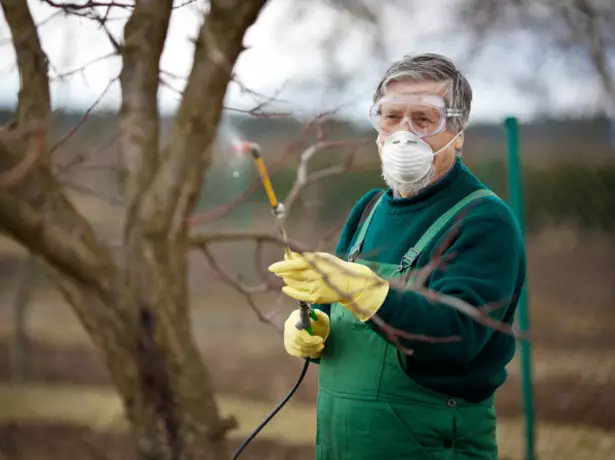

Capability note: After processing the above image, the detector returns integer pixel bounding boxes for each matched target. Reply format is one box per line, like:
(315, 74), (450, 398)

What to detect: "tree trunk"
(128, 307), (234, 460)
(46, 264), (234, 460)
(1, 0), (269, 459)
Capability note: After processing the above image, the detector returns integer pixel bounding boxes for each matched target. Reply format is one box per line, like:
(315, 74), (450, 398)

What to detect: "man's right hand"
(284, 309), (330, 359)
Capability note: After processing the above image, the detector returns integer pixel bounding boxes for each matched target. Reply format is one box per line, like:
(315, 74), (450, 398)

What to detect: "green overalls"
(315, 189), (499, 460)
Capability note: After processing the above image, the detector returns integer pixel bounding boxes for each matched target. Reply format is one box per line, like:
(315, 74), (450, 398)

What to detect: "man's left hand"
(268, 252), (390, 322)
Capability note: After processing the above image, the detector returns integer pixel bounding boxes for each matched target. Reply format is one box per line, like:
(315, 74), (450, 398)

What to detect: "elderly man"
(268, 53), (526, 460)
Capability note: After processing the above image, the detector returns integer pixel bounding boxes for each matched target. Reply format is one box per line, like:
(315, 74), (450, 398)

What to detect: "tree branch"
(282, 138), (374, 222)
(2, 0), (51, 127)
(49, 76), (118, 156)
(0, 188), (116, 296)
(118, 0), (173, 204)
(0, 1), (118, 306)
(140, 0), (269, 241)
(198, 243), (280, 331)
(41, 0), (133, 10)
(189, 229), (307, 252)
(567, 0), (615, 110)
(187, 117), (325, 227)
(0, 124), (46, 187)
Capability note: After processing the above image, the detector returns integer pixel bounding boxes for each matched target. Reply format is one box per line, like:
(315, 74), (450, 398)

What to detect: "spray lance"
(231, 141), (318, 459)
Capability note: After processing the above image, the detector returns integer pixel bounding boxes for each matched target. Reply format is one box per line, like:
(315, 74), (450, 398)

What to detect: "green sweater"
(314, 158), (526, 403)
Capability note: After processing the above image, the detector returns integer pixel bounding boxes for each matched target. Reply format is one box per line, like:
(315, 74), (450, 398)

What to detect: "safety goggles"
(369, 94), (463, 138)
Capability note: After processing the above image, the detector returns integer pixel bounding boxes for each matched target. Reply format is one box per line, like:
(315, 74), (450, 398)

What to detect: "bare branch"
(223, 105), (293, 119)
(282, 138), (375, 221)
(161, 67), (294, 117)
(187, 117), (324, 227)
(225, 77), (293, 118)
(0, 188), (116, 295)
(198, 243), (280, 331)
(0, 10), (62, 47)
(458, 0), (615, 113)
(0, 124), (46, 187)
(190, 229), (315, 329)
(0, 2), (50, 185)
(51, 52), (118, 80)
(284, 227), (523, 357)
(189, 229), (309, 253)
(140, 0), (268, 242)
(41, 0), (133, 10)
(118, 0), (173, 204)
(231, 75), (291, 105)
(565, 0), (615, 109)
(1, 75), (117, 186)
(49, 76), (118, 156)
(2, 0), (51, 126)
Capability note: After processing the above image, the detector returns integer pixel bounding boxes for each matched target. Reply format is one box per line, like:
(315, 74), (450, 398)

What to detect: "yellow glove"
(284, 309), (330, 359)
(269, 252), (390, 322)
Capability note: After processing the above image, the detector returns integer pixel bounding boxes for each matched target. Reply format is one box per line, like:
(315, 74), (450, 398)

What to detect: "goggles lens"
(369, 94), (458, 138)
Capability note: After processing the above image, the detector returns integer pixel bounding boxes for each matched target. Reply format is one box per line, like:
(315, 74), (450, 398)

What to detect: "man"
(268, 53), (526, 460)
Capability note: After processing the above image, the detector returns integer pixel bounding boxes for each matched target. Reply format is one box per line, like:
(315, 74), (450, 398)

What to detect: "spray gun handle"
(295, 301), (316, 335)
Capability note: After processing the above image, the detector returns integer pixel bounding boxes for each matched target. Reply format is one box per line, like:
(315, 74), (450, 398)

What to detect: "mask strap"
(432, 130), (464, 156)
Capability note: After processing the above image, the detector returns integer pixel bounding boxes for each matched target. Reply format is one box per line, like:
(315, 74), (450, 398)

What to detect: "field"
(0, 191), (614, 460)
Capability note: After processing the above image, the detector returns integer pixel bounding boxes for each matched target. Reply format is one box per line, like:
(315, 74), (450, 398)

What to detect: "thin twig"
(48, 76), (118, 156)
(41, 0), (133, 9)
(198, 243), (280, 331)
(51, 52), (118, 80)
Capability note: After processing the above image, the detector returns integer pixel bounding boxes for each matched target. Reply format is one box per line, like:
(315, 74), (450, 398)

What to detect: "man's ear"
(454, 132), (464, 151)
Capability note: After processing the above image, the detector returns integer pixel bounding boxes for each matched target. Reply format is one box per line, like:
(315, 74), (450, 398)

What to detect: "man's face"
(375, 80), (463, 176)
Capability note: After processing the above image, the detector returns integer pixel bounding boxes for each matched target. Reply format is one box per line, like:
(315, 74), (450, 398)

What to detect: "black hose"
(232, 358), (310, 459)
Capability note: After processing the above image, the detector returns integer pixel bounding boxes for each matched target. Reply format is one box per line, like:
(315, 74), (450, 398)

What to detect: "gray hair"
(373, 53), (472, 132)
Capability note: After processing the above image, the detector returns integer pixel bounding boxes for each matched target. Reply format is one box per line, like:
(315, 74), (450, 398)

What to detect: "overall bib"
(315, 189), (499, 460)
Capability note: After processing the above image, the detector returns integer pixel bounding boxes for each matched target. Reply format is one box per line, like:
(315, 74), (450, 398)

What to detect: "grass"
(1, 383), (615, 459)
(0, 382), (314, 445)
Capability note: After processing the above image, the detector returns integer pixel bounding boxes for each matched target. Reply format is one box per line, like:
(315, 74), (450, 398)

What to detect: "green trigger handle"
(295, 301), (317, 335)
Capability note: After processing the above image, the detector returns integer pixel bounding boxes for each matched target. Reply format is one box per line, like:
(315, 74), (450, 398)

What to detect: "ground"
(0, 223), (614, 460)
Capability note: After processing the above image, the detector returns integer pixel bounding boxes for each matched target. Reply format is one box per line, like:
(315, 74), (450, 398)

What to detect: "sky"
(0, 0), (609, 129)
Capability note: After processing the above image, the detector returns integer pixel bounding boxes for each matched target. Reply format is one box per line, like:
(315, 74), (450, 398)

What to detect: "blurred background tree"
(459, 0), (615, 114)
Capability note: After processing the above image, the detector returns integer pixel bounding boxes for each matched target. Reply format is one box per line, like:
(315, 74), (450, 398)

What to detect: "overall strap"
(398, 188), (498, 272)
(347, 191), (385, 261)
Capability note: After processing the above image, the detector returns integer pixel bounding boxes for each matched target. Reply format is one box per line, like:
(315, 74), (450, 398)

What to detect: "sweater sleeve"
(368, 208), (526, 367)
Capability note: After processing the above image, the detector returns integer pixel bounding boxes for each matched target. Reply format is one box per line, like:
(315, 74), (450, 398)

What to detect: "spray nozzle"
(234, 141), (261, 158)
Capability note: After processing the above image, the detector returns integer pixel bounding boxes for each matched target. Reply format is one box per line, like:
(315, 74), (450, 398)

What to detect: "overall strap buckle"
(395, 189), (499, 275)
(396, 248), (420, 272)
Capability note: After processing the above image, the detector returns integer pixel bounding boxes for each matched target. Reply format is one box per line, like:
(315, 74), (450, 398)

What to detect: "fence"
(492, 117), (615, 460)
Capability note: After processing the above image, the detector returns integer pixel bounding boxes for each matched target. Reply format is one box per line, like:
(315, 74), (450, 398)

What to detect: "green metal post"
(504, 116), (536, 460)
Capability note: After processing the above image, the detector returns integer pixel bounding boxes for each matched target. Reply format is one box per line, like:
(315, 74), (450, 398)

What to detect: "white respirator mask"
(379, 130), (463, 196)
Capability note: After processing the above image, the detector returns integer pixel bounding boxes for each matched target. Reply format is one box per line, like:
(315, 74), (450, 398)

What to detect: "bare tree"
(459, 0), (615, 113)
(0, 0), (267, 458)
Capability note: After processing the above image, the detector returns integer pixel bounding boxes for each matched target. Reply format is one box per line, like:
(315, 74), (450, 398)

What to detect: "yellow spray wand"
(236, 141), (317, 334)
(231, 143), (317, 460)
